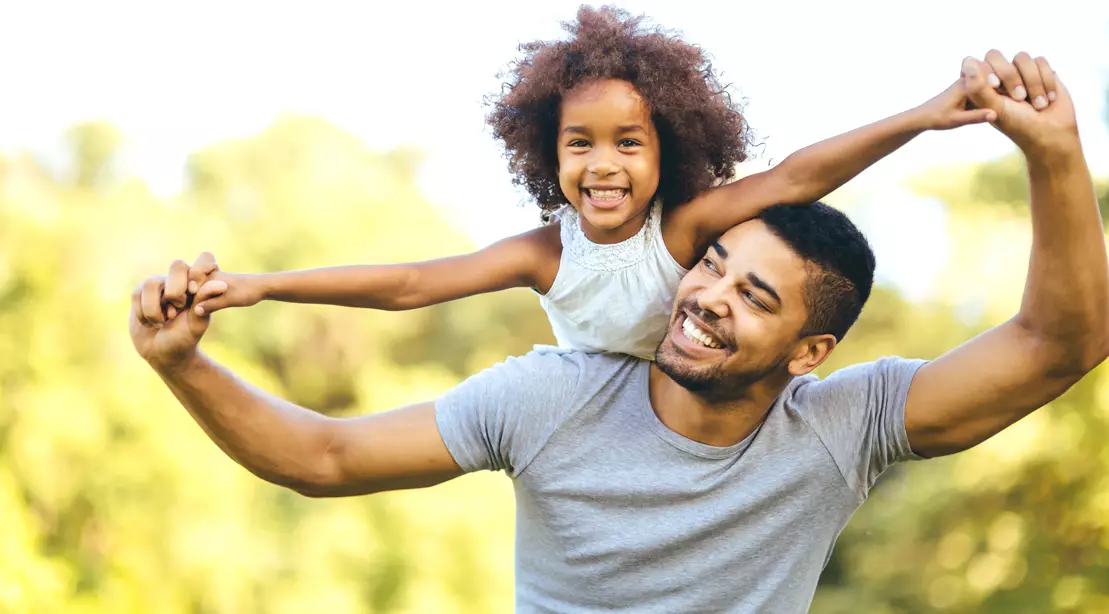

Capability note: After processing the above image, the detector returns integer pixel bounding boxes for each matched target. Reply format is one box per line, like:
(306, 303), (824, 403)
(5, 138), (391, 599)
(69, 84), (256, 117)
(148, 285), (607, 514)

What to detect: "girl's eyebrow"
(561, 125), (647, 136)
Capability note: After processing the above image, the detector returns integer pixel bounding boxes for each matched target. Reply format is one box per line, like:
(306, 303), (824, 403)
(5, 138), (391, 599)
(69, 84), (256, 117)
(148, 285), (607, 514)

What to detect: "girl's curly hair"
(486, 5), (752, 217)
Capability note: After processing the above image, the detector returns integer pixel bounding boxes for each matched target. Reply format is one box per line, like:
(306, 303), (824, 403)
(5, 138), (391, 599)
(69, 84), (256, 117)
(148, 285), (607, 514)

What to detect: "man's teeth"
(587, 189), (627, 201)
(682, 317), (722, 349)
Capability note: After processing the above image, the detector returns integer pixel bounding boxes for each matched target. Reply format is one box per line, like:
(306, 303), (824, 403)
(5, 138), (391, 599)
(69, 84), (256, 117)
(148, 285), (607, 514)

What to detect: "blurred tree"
(0, 117), (535, 614)
(2, 96), (1107, 613)
(64, 121), (122, 189)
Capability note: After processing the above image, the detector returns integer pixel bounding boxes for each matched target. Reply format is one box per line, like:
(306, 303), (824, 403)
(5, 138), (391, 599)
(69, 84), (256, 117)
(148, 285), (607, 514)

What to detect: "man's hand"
(915, 78), (998, 131)
(962, 51), (1077, 156)
(129, 252), (227, 370)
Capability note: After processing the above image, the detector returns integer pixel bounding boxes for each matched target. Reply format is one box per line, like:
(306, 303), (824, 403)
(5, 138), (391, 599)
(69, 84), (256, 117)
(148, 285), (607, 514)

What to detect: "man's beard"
(656, 343), (789, 402)
(654, 302), (792, 402)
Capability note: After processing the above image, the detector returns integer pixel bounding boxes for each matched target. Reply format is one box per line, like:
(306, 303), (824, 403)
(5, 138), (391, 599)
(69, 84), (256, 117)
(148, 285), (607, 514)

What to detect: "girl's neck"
(577, 204), (651, 244)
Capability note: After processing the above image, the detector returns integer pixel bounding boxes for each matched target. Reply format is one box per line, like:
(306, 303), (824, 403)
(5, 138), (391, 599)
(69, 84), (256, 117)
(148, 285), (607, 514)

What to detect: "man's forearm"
(775, 108), (926, 204)
(1018, 142), (1109, 369)
(153, 352), (335, 490)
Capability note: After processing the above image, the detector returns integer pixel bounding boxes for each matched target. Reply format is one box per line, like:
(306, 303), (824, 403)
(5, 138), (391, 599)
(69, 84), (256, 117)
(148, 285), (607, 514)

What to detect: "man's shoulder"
(785, 356), (929, 408)
(469, 349), (644, 389)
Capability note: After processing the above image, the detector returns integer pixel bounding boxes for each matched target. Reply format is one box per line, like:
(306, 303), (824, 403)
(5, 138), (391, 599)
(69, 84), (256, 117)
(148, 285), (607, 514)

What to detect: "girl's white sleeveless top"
(538, 202), (688, 360)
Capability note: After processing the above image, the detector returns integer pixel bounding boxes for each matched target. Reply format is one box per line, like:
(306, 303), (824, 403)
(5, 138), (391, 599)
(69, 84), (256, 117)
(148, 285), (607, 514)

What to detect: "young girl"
(181, 7), (994, 359)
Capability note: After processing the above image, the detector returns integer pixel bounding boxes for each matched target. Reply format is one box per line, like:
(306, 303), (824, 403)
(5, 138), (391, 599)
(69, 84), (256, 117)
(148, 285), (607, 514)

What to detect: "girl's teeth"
(588, 189), (626, 201)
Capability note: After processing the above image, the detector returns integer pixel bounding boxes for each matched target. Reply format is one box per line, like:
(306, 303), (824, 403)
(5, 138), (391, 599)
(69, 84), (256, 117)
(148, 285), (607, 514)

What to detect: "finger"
(132, 284), (151, 327)
(961, 57), (1004, 116)
(193, 280), (229, 315)
(1037, 56), (1058, 102)
(983, 64), (1001, 91)
(167, 305), (178, 320)
(140, 276), (167, 328)
(189, 251), (220, 294)
(164, 259), (190, 308)
(194, 295), (231, 316)
(948, 108), (997, 128)
(1013, 51), (1047, 110)
(985, 49), (1025, 101)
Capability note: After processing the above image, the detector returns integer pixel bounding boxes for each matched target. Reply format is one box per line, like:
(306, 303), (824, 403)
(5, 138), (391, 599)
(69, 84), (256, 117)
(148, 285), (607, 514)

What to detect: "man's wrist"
(1022, 134), (1085, 174)
(150, 348), (205, 379)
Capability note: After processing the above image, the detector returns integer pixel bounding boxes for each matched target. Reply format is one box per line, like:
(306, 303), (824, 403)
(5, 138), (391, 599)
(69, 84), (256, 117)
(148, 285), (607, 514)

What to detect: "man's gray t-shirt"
(436, 351), (925, 613)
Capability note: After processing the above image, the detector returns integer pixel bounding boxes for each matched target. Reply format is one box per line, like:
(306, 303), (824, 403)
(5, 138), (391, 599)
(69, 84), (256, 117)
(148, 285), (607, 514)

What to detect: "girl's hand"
(168, 253), (264, 317)
(915, 78), (999, 131)
(189, 270), (265, 316)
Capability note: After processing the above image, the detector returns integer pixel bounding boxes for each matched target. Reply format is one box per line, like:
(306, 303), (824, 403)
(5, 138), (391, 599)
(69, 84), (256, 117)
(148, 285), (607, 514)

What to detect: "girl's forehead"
(560, 79), (652, 126)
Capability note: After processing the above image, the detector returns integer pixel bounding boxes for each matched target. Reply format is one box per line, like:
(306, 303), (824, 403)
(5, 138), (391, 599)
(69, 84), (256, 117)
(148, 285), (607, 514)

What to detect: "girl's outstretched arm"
(663, 79), (1001, 267)
(190, 223), (563, 315)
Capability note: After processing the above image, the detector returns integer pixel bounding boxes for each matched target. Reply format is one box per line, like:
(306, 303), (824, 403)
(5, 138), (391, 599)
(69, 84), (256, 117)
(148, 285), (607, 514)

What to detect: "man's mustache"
(677, 298), (735, 350)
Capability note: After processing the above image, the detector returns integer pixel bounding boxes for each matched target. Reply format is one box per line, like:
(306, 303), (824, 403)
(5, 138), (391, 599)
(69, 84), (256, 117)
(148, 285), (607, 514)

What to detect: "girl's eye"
(619, 139), (641, 147)
(568, 140), (590, 148)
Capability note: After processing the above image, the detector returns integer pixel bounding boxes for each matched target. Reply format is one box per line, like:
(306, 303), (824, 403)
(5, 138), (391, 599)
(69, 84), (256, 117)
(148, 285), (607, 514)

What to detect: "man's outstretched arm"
(905, 52), (1109, 458)
(131, 254), (464, 497)
(158, 357), (461, 497)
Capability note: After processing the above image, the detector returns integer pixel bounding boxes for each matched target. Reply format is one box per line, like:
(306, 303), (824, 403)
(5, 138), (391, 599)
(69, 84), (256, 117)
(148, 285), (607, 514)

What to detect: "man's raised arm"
(130, 253), (464, 497)
(904, 52), (1109, 457)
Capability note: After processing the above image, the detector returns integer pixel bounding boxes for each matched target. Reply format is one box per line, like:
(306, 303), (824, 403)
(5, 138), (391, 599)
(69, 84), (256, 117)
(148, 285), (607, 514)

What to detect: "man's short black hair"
(758, 203), (876, 341)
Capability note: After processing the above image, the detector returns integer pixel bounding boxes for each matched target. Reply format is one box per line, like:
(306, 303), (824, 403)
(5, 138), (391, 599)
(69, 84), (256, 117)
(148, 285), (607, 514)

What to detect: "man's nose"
(696, 279), (731, 319)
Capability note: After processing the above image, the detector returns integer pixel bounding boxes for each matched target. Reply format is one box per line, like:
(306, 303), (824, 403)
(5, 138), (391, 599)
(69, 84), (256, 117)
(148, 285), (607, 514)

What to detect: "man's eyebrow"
(746, 272), (782, 307)
(708, 243), (782, 307)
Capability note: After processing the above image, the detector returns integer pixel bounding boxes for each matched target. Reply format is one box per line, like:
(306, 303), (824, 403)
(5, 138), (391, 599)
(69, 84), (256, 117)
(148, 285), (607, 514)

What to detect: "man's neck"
(647, 364), (790, 447)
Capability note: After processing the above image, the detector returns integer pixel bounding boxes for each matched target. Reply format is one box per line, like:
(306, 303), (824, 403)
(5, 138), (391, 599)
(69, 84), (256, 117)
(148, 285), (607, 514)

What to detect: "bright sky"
(2, 0), (1107, 298)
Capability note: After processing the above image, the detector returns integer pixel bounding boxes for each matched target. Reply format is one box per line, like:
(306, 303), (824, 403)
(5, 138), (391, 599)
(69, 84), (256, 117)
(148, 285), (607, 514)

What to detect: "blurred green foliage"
(1, 113), (1106, 613)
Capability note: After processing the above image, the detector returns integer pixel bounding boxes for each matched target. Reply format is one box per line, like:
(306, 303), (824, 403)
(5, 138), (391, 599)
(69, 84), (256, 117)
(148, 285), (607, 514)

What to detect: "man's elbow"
(281, 459), (352, 499)
(281, 452), (386, 499)
(1043, 340), (1108, 383)
(1018, 318), (1109, 379)
(1078, 333), (1109, 375)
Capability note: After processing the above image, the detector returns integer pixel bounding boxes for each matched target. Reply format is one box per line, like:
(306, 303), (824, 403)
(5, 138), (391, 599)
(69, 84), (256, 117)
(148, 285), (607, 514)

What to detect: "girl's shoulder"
(527, 221), (564, 293)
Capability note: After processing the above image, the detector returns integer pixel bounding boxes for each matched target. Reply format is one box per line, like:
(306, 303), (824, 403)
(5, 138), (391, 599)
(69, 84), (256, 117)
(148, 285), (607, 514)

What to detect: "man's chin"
(655, 341), (724, 393)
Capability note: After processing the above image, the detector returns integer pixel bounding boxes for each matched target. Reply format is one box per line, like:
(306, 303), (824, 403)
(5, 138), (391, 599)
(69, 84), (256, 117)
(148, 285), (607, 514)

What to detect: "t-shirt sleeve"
(434, 350), (583, 477)
(795, 356), (927, 499)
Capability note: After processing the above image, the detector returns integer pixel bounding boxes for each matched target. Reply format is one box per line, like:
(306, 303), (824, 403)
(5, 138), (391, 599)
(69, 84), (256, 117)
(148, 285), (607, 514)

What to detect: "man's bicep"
(312, 351), (583, 497)
(904, 321), (1079, 458)
(313, 401), (465, 497)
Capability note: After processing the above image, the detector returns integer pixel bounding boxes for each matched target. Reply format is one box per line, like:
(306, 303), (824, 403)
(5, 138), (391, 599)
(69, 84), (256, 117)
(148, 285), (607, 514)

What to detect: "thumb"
(192, 280), (228, 316)
(194, 296), (232, 316)
(189, 251), (220, 294)
(961, 57), (1004, 118)
(947, 107), (997, 128)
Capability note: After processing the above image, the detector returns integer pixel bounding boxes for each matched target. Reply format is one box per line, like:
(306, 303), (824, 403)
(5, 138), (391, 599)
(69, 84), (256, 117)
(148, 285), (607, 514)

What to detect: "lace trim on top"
(558, 201), (664, 272)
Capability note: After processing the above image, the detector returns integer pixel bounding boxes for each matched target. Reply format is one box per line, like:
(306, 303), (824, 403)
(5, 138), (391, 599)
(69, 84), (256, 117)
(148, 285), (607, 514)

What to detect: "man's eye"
(701, 258), (718, 273)
(743, 291), (768, 311)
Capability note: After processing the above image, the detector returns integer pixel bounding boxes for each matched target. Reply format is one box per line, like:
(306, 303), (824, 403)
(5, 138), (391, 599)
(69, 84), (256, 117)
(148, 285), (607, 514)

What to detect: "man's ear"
(787, 334), (837, 377)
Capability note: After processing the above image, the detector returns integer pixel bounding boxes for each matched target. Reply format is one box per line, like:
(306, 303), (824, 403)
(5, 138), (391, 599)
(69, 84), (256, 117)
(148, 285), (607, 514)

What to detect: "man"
(131, 53), (1107, 612)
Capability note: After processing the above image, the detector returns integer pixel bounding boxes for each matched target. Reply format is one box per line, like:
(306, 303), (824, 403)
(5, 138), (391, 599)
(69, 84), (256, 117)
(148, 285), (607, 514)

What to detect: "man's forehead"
(715, 220), (807, 283)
